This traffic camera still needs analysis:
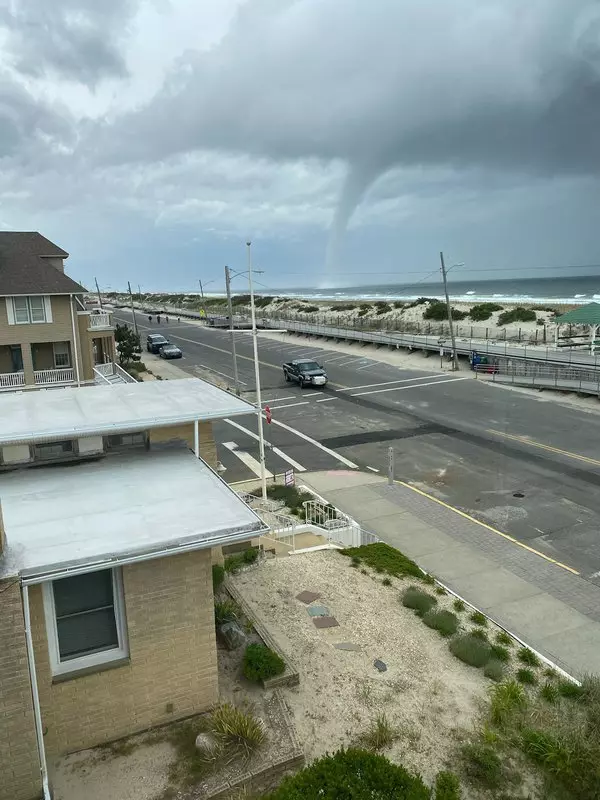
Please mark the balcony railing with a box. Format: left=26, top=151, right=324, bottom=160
left=88, top=312, right=113, bottom=330
left=34, top=368, right=75, bottom=385
left=94, top=361, right=114, bottom=377
left=0, top=371, right=25, bottom=389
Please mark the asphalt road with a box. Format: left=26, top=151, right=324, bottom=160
left=117, top=311, right=600, bottom=581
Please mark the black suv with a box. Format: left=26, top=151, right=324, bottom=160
left=146, top=333, right=170, bottom=354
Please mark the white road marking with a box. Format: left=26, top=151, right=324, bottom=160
left=269, top=418, right=359, bottom=469
left=366, top=466, right=380, bottom=473
left=268, top=401, right=310, bottom=410
left=223, top=419, right=306, bottom=472
left=356, top=362, right=378, bottom=371
left=351, top=377, right=468, bottom=397
left=262, top=395, right=296, bottom=403
left=223, top=441, right=274, bottom=478
left=198, top=363, right=248, bottom=384
left=316, top=397, right=338, bottom=403
left=322, top=354, right=354, bottom=363
left=335, top=358, right=362, bottom=367
left=337, top=375, right=442, bottom=392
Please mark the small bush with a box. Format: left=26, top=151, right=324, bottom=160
left=360, top=568, right=368, bottom=575
left=484, top=660, right=505, bottom=682
left=402, top=587, right=438, bottom=617
left=214, top=599, right=239, bottom=625
left=341, top=543, right=422, bottom=579
left=422, top=609, right=459, bottom=637
left=470, top=628, right=488, bottom=641
left=357, top=714, right=398, bottom=751
left=351, top=556, right=361, bottom=568
left=495, top=631, right=513, bottom=647
left=469, top=303, right=503, bottom=322
left=212, top=564, right=225, bottom=592
left=301, top=305, right=319, bottom=313
left=224, top=548, right=259, bottom=573
left=469, top=611, right=487, bottom=627
left=393, top=301, right=405, bottom=309
left=520, top=727, right=574, bottom=778
left=461, top=742, right=503, bottom=789
left=211, top=703, right=265, bottom=757
left=517, top=668, right=537, bottom=685
left=335, top=303, right=357, bottom=312
left=263, top=748, right=431, bottom=799
left=435, top=586, right=447, bottom=596
left=490, top=645, right=510, bottom=663
left=540, top=682, right=559, bottom=704
left=243, top=644, right=285, bottom=683
left=375, top=302, right=392, bottom=315
left=382, top=577, right=392, bottom=587
left=544, top=666, right=558, bottom=679
left=242, top=548, right=259, bottom=564
left=498, top=307, right=537, bottom=326
left=490, top=681, right=526, bottom=728
left=453, top=599, right=466, bottom=613
left=518, top=647, right=539, bottom=667
left=422, top=573, right=436, bottom=586
left=557, top=679, right=584, bottom=700
left=434, top=770, right=462, bottom=800
left=449, top=634, right=492, bottom=668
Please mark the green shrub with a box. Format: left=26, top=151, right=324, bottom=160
left=557, top=679, right=584, bottom=700
left=264, top=484, right=312, bottom=516
left=212, top=564, right=225, bottom=592
left=351, top=556, right=361, bottom=567
left=422, top=609, right=459, bottom=637
left=517, top=668, right=537, bottom=685
left=518, top=647, right=539, bottom=667
left=214, top=599, right=239, bottom=625
left=434, top=770, right=462, bottom=800
left=263, top=748, right=431, bottom=799
left=357, top=714, right=398, bottom=751
left=243, top=644, right=285, bottom=683
left=402, top=587, right=438, bottom=617
left=301, top=305, right=319, bottom=313
left=382, top=577, right=392, bottom=587
left=484, top=660, right=505, bottom=682
left=461, top=742, right=503, bottom=789
left=393, top=301, right=405, bottom=309
left=469, top=303, right=503, bottom=322
left=211, top=703, right=265, bottom=757
left=490, top=644, right=510, bottom=663
left=453, top=599, right=466, bottom=613
left=335, top=303, right=357, bottom=312
left=490, top=681, right=526, bottom=728
left=422, top=572, right=436, bottom=586
left=224, top=553, right=246, bottom=573
left=242, top=547, right=259, bottom=564
left=495, top=630, right=513, bottom=647
left=424, top=302, right=449, bottom=321
left=341, top=542, right=422, bottom=578
left=540, top=682, right=559, bottom=704
left=497, top=307, right=537, bottom=326
left=435, top=586, right=447, bottom=596
left=375, top=302, right=392, bottom=315
left=470, top=628, right=488, bottom=641
left=469, top=611, right=487, bottom=627
left=449, top=634, right=492, bottom=668
left=520, top=727, right=575, bottom=779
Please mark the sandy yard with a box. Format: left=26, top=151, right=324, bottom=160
left=232, top=549, right=490, bottom=789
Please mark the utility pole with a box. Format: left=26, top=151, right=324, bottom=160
left=137, top=284, right=142, bottom=301
left=440, top=251, right=459, bottom=371
left=127, top=281, right=139, bottom=337
left=94, top=277, right=103, bottom=310
left=225, top=266, right=240, bottom=395
left=198, top=279, right=209, bottom=321
left=247, top=242, right=268, bottom=502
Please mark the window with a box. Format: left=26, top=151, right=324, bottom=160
left=53, top=342, right=71, bottom=368
left=9, top=296, right=50, bottom=324
left=33, top=440, right=74, bottom=461
left=43, top=569, right=128, bottom=677
left=106, top=432, right=147, bottom=450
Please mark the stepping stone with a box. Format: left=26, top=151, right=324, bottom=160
left=296, top=590, right=321, bottom=604
left=373, top=659, right=387, bottom=673
left=307, top=605, right=329, bottom=617
left=313, top=616, right=339, bottom=629
left=334, top=642, right=361, bottom=652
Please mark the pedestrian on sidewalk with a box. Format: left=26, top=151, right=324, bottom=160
left=177, top=316, right=180, bottom=323
left=148, top=315, right=152, bottom=323
left=165, top=315, right=169, bottom=323
left=157, top=314, right=161, bottom=324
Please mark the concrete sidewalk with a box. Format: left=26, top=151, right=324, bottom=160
left=301, top=470, right=600, bottom=678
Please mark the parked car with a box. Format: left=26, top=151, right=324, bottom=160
left=146, top=334, right=170, bottom=353
left=282, top=359, right=328, bottom=388
left=159, top=344, right=183, bottom=359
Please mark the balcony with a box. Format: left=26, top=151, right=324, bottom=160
left=88, top=312, right=114, bottom=331
left=34, top=368, right=75, bottom=385
left=0, top=371, right=25, bottom=390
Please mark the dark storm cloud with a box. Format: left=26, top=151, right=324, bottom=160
left=0, top=0, right=137, bottom=85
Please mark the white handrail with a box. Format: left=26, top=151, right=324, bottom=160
left=88, top=312, right=113, bottom=329
left=33, top=368, right=74, bottom=385
left=0, top=371, right=25, bottom=388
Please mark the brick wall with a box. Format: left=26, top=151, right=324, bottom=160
left=29, top=548, right=218, bottom=756
left=149, top=421, right=217, bottom=469
left=0, top=579, right=42, bottom=800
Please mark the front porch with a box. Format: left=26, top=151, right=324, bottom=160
left=0, top=342, right=77, bottom=391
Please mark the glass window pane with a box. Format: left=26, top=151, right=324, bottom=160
left=13, top=297, right=29, bottom=323
left=53, top=570, right=114, bottom=616
left=29, top=296, right=46, bottom=322
left=57, top=608, right=118, bottom=660
left=33, top=440, right=74, bottom=461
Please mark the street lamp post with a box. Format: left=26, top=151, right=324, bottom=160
left=246, top=242, right=268, bottom=502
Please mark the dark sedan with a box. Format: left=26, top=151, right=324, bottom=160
left=159, top=344, right=183, bottom=359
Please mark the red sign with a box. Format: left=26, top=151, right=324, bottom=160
left=265, top=405, right=272, bottom=424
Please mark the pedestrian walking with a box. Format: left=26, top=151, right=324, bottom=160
left=165, top=315, right=169, bottom=324
left=148, top=315, right=152, bottom=323
left=177, top=317, right=180, bottom=323
left=157, top=314, right=161, bottom=324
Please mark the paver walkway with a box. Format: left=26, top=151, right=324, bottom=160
left=301, top=470, right=600, bottom=677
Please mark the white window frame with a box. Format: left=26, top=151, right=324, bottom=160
left=52, top=341, right=71, bottom=368
left=42, top=568, right=129, bottom=678
left=7, top=295, right=51, bottom=324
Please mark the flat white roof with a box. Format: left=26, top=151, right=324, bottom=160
left=0, top=378, right=254, bottom=445
left=0, top=448, right=267, bottom=581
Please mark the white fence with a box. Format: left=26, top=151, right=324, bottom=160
left=88, top=312, right=113, bottom=329
left=34, top=368, right=74, bottom=385
left=0, top=371, right=25, bottom=389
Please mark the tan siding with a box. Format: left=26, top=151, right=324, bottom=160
left=76, top=314, right=94, bottom=381
left=0, top=580, right=42, bottom=800
left=30, top=549, right=218, bottom=756
left=149, top=421, right=217, bottom=468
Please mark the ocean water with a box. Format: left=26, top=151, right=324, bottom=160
left=265, top=275, right=600, bottom=306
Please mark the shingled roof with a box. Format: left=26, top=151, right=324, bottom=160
left=0, top=232, right=86, bottom=295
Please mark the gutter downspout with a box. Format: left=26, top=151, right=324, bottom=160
left=69, top=294, right=82, bottom=386
left=194, top=419, right=200, bottom=458
left=22, top=584, right=51, bottom=800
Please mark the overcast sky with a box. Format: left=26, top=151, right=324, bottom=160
left=1, top=0, right=600, bottom=292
